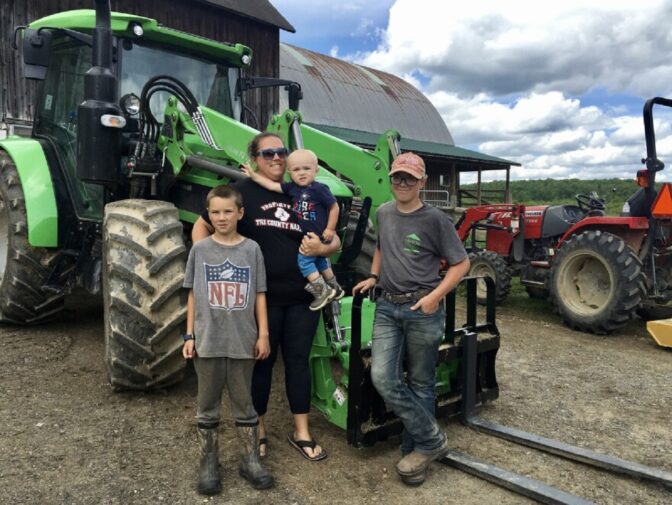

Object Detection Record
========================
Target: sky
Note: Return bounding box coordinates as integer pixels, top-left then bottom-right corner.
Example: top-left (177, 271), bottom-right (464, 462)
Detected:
top-left (270, 0), bottom-right (672, 182)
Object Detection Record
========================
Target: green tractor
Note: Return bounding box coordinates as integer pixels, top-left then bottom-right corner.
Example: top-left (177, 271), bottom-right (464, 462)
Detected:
top-left (2, 0), bottom-right (499, 444)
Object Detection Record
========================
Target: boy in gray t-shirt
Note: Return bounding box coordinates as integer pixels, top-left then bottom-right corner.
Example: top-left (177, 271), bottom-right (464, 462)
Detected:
top-left (182, 185), bottom-right (273, 495)
top-left (353, 152), bottom-right (470, 487)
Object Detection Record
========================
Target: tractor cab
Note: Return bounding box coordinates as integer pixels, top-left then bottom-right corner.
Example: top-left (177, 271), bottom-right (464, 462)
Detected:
top-left (21, 10), bottom-right (249, 222)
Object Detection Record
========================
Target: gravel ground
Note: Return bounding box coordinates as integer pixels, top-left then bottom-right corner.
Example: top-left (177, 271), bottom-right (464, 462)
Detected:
top-left (0, 294), bottom-right (670, 505)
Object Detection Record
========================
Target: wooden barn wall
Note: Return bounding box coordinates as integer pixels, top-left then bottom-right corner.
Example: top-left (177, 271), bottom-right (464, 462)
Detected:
top-left (1, 0), bottom-right (279, 130)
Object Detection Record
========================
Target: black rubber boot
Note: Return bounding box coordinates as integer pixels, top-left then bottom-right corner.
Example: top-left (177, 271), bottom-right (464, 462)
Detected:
top-left (197, 427), bottom-right (222, 495)
top-left (237, 425), bottom-right (275, 489)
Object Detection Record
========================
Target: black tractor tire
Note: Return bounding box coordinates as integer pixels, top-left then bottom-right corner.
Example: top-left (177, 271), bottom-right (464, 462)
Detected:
top-left (468, 251), bottom-right (512, 305)
top-left (103, 199), bottom-right (187, 390)
top-left (0, 151), bottom-right (67, 323)
top-left (549, 230), bottom-right (645, 334)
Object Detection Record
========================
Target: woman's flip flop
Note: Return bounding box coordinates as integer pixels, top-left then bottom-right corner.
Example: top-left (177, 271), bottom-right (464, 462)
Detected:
top-left (287, 432), bottom-right (328, 461)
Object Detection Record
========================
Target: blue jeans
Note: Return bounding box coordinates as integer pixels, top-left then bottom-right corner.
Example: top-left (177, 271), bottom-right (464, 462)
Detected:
top-left (297, 253), bottom-right (330, 278)
top-left (370, 298), bottom-right (447, 455)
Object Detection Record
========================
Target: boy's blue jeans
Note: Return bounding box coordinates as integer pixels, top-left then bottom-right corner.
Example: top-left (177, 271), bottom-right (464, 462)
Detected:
top-left (297, 253), bottom-right (330, 278)
top-left (370, 298), bottom-right (447, 455)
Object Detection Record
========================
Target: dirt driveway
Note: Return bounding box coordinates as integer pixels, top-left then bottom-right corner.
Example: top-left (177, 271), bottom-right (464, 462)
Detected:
top-left (1, 294), bottom-right (670, 505)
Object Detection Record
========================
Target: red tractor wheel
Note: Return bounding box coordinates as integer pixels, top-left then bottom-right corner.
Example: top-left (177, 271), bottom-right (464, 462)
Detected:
top-left (549, 230), bottom-right (645, 334)
top-left (468, 251), bottom-right (512, 305)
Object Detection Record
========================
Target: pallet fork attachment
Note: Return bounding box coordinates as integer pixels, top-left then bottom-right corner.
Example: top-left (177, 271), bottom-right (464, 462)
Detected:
top-left (345, 277), bottom-right (672, 503)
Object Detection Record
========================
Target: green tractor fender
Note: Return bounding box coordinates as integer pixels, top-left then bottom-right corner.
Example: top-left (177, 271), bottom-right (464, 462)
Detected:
top-left (0, 137), bottom-right (58, 247)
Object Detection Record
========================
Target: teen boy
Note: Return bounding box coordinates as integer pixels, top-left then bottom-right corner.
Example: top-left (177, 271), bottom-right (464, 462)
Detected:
top-left (353, 152), bottom-right (470, 486)
top-left (182, 185), bottom-right (273, 495)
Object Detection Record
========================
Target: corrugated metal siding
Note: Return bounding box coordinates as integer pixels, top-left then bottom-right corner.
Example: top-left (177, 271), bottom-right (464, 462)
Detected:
top-left (279, 43), bottom-right (454, 146)
top-left (1, 0), bottom-right (279, 128)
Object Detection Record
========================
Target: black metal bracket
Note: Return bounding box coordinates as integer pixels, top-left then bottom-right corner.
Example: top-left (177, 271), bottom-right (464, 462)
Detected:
top-left (236, 76), bottom-right (303, 111)
top-left (345, 277), bottom-right (500, 447)
top-left (338, 196), bottom-right (372, 268)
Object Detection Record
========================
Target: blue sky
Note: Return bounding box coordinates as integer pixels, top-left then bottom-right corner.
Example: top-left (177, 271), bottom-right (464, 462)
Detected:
top-left (271, 0), bottom-right (672, 181)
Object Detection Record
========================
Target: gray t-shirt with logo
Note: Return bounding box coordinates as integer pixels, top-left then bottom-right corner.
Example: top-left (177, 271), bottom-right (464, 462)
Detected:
top-left (183, 237), bottom-right (266, 358)
top-left (376, 202), bottom-right (467, 294)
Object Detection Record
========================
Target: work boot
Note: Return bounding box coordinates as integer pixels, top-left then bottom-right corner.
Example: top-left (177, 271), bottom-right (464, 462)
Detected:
top-left (325, 276), bottom-right (345, 300)
top-left (236, 425), bottom-right (275, 489)
top-left (197, 426), bottom-right (222, 495)
top-left (304, 278), bottom-right (336, 311)
top-left (395, 439), bottom-right (449, 486)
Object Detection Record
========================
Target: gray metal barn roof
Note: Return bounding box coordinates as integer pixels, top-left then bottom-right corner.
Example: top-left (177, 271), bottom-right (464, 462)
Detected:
top-left (279, 44), bottom-right (517, 167)
top-left (280, 44), bottom-right (454, 146)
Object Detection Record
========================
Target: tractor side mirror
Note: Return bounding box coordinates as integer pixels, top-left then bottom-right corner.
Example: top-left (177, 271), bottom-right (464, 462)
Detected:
top-left (21, 28), bottom-right (52, 80)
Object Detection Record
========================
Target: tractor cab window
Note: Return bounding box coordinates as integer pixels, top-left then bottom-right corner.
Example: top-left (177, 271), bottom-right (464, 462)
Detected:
top-left (34, 40), bottom-right (104, 220)
top-left (119, 41), bottom-right (240, 121)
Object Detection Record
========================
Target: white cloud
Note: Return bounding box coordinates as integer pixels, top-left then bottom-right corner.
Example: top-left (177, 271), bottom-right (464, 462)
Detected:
top-left (274, 0), bottom-right (672, 181)
top-left (350, 0), bottom-right (672, 180)
top-left (359, 0), bottom-right (672, 98)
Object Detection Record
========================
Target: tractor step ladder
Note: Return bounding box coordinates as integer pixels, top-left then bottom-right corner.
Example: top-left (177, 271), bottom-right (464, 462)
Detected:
top-left (437, 278), bottom-right (672, 504)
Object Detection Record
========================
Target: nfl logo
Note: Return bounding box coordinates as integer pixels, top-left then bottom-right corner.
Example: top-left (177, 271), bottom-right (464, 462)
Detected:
top-left (204, 260), bottom-right (250, 311)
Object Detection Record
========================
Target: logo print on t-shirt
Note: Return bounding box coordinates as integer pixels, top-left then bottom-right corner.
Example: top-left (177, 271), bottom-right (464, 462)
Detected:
top-left (205, 260), bottom-right (250, 311)
top-left (403, 233), bottom-right (421, 254)
top-left (275, 207), bottom-right (290, 221)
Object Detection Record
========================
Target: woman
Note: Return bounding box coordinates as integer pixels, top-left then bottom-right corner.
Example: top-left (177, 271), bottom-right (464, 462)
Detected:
top-left (192, 132), bottom-right (339, 461)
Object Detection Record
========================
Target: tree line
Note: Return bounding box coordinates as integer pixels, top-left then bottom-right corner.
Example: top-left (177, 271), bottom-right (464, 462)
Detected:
top-left (463, 178), bottom-right (647, 214)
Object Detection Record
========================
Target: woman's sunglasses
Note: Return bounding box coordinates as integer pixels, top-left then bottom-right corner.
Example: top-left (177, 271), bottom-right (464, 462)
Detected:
top-left (255, 148), bottom-right (289, 160)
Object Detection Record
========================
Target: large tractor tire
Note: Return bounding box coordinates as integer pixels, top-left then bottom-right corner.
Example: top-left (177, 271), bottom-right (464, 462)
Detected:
top-left (0, 151), bottom-right (67, 323)
top-left (468, 251), bottom-right (512, 305)
top-left (549, 230), bottom-right (645, 334)
top-left (342, 213), bottom-right (376, 280)
top-left (103, 199), bottom-right (187, 390)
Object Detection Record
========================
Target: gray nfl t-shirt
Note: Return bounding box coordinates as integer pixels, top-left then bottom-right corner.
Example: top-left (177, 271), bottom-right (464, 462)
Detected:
top-left (376, 202), bottom-right (467, 294)
top-left (183, 237), bottom-right (266, 358)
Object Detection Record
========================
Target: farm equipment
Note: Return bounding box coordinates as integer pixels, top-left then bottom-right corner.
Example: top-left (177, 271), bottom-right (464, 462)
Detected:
top-left (457, 105), bottom-right (672, 335)
top-left (2, 1), bottom-right (498, 420)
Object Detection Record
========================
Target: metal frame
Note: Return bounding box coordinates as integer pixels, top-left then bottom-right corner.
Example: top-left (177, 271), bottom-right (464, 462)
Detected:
top-left (345, 277), bottom-right (500, 447)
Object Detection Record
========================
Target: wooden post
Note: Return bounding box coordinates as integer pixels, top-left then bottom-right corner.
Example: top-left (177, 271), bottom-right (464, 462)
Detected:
top-left (477, 167), bottom-right (482, 205)
top-left (505, 166), bottom-right (511, 203)
top-left (450, 164), bottom-right (457, 207)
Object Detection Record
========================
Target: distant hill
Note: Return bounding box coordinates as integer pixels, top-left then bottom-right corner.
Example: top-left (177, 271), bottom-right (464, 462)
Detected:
top-left (462, 178), bottom-right (645, 214)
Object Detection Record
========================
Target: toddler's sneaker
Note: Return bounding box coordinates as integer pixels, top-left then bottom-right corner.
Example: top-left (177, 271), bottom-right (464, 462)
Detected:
top-left (326, 277), bottom-right (345, 300)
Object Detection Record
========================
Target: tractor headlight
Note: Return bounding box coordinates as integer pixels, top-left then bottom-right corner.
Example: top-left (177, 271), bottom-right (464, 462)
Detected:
top-left (241, 54), bottom-right (251, 65)
top-left (130, 22), bottom-right (144, 37)
top-left (120, 93), bottom-right (141, 116)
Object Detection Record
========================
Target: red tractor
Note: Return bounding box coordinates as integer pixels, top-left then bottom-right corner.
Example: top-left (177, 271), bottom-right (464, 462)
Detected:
top-left (456, 97), bottom-right (672, 334)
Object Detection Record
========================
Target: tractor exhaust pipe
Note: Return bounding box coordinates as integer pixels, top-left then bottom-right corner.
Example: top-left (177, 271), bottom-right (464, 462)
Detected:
top-left (76, 0), bottom-right (122, 190)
